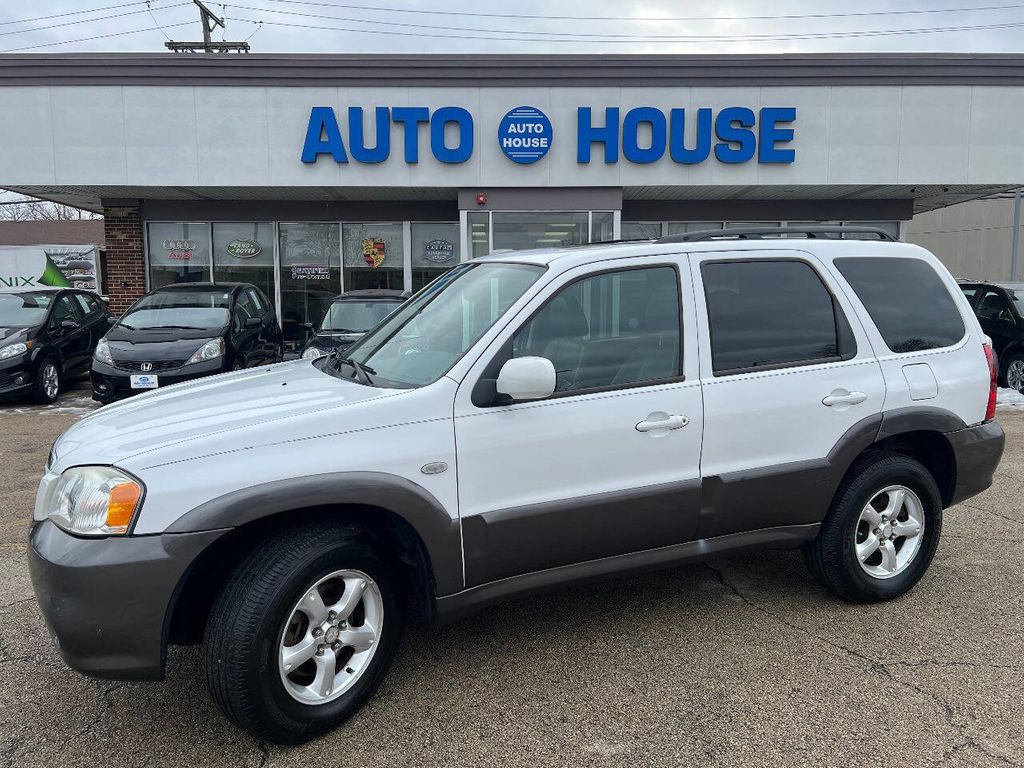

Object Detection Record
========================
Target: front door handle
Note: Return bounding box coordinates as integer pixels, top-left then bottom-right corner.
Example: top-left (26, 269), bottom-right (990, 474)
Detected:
top-left (636, 412), bottom-right (689, 433)
top-left (822, 389), bottom-right (868, 407)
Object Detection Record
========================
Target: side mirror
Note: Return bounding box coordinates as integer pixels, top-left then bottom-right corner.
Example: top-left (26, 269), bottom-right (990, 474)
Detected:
top-left (60, 319), bottom-right (79, 331)
top-left (244, 316), bottom-right (262, 329)
top-left (302, 321), bottom-right (315, 331)
top-left (495, 356), bottom-right (556, 401)
top-left (107, 316), bottom-right (118, 326)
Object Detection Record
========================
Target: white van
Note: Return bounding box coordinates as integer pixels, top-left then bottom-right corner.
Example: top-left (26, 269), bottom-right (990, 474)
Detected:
top-left (30, 227), bottom-right (1004, 743)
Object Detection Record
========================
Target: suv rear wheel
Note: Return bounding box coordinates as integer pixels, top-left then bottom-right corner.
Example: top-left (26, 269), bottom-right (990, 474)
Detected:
top-left (803, 452), bottom-right (943, 602)
top-left (202, 521), bottom-right (404, 744)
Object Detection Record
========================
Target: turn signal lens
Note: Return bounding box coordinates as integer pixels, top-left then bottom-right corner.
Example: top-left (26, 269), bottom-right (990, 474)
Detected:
top-left (106, 482), bottom-right (142, 532)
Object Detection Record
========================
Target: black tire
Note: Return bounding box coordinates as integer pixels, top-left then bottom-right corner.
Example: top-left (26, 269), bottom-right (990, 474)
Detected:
top-left (202, 521), bottom-right (404, 744)
top-left (31, 356), bottom-right (61, 404)
top-left (1001, 351), bottom-right (1024, 392)
top-left (803, 451), bottom-right (943, 603)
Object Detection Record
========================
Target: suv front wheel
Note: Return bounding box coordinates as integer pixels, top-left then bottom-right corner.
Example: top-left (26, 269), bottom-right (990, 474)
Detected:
top-left (804, 452), bottom-right (943, 602)
top-left (202, 521), bottom-right (404, 744)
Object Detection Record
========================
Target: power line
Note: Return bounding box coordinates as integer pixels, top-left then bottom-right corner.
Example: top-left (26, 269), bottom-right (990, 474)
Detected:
top-left (231, 2), bottom-right (1024, 40)
top-left (257, 0), bottom-right (1024, 23)
top-left (226, 13), bottom-right (1024, 44)
top-left (0, 4), bottom-right (190, 39)
top-left (0, 2), bottom-right (152, 27)
top-left (0, 21), bottom-right (193, 52)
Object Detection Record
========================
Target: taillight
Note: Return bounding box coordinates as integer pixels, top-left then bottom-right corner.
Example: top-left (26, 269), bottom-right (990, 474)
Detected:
top-left (984, 341), bottom-right (998, 421)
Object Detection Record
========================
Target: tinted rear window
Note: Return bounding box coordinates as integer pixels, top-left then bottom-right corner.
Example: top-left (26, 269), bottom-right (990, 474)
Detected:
top-left (702, 260), bottom-right (854, 374)
top-left (835, 257), bottom-right (965, 353)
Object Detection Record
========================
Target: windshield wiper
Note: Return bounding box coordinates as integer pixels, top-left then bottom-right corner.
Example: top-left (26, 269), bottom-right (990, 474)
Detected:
top-left (148, 325), bottom-right (207, 330)
top-left (327, 349), bottom-right (376, 385)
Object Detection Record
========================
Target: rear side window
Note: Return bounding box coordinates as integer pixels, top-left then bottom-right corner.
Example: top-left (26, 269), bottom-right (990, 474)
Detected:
top-left (835, 257), bottom-right (966, 353)
top-left (702, 260), bottom-right (855, 375)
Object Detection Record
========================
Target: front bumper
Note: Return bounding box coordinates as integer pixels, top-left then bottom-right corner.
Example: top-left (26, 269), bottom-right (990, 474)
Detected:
top-left (90, 358), bottom-right (225, 402)
top-left (28, 520), bottom-right (227, 680)
top-left (0, 353), bottom-right (35, 396)
top-left (948, 419), bottom-right (1006, 505)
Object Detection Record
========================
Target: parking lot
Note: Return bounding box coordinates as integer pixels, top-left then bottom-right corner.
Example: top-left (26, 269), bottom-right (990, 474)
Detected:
top-left (0, 389), bottom-right (1020, 768)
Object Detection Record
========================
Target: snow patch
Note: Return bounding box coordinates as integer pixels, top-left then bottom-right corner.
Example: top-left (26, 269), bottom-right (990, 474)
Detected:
top-left (997, 387), bottom-right (1024, 409)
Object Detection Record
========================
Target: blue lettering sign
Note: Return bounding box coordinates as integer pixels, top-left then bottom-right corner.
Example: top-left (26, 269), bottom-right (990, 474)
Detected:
top-left (391, 106), bottom-right (430, 163)
top-left (301, 106), bottom-right (348, 164)
top-left (498, 106), bottom-right (553, 164)
top-left (577, 107), bottom-right (619, 164)
top-left (758, 106), bottom-right (797, 163)
top-left (669, 108), bottom-right (713, 165)
top-left (430, 107), bottom-right (474, 164)
top-left (348, 106), bottom-right (390, 164)
top-left (714, 107), bottom-right (757, 164)
top-left (622, 107), bottom-right (667, 164)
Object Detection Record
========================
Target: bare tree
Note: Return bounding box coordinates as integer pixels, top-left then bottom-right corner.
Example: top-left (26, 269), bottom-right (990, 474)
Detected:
top-left (0, 191), bottom-right (100, 221)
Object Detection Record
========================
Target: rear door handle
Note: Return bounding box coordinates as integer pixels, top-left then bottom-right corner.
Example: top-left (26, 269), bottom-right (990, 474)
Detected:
top-left (636, 413), bottom-right (689, 433)
top-left (822, 389), bottom-right (868, 407)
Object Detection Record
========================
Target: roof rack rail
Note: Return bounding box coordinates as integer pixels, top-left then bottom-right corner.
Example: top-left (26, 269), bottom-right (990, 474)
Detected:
top-left (655, 225), bottom-right (898, 244)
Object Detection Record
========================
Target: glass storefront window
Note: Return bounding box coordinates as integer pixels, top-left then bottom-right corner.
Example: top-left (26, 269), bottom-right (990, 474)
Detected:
top-left (278, 223), bottom-right (340, 355)
top-left (469, 211), bottom-right (490, 259)
top-left (342, 223), bottom-right (404, 291)
top-left (411, 222), bottom-right (460, 292)
top-left (147, 222), bottom-right (210, 289)
top-left (492, 211), bottom-right (589, 251)
top-left (591, 211), bottom-right (615, 243)
top-left (621, 222), bottom-right (664, 240)
top-left (212, 222), bottom-right (275, 304)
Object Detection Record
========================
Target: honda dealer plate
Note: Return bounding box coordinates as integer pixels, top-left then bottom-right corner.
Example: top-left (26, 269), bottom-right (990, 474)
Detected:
top-left (130, 374), bottom-right (159, 390)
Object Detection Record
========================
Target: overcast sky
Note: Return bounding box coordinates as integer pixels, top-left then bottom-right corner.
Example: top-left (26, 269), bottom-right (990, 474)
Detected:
top-left (1, 0), bottom-right (1023, 55)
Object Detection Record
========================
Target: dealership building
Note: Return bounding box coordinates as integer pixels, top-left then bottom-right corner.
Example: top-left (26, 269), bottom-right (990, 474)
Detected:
top-left (2, 52), bottom-right (1024, 354)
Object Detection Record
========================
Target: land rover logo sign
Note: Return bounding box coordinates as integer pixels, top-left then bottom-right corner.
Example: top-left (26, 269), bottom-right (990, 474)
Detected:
top-left (498, 106), bottom-right (552, 164)
top-left (226, 239), bottom-right (262, 259)
top-left (423, 239), bottom-right (454, 264)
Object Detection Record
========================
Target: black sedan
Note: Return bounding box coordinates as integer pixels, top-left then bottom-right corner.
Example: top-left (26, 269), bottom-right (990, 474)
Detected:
top-left (91, 282), bottom-right (283, 403)
top-left (300, 289), bottom-right (409, 360)
top-left (960, 280), bottom-right (1024, 390)
top-left (0, 289), bottom-right (112, 403)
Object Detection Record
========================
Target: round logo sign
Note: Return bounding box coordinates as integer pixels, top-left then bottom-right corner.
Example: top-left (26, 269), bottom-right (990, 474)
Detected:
top-left (497, 106), bottom-right (552, 165)
top-left (226, 238), bottom-right (262, 259)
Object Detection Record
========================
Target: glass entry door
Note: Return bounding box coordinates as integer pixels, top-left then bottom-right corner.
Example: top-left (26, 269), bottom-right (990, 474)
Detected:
top-left (278, 223), bottom-right (341, 356)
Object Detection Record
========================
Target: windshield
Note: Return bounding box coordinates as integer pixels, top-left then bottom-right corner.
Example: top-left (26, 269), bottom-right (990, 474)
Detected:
top-left (322, 300), bottom-right (400, 333)
top-left (1006, 288), bottom-right (1024, 316)
top-left (341, 262), bottom-right (544, 387)
top-left (121, 290), bottom-right (231, 330)
top-left (0, 292), bottom-right (52, 326)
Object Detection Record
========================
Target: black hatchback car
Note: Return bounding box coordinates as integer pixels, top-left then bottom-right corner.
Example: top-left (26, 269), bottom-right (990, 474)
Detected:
top-left (300, 289), bottom-right (409, 360)
top-left (0, 289), bottom-right (113, 403)
top-left (91, 282), bottom-right (283, 403)
top-left (959, 280), bottom-right (1024, 390)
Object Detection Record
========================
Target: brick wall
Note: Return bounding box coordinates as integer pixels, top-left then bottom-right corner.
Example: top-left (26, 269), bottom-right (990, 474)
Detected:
top-left (102, 206), bottom-right (146, 315)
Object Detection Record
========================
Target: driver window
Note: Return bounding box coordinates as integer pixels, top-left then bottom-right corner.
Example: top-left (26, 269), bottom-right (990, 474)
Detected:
top-left (512, 266), bottom-right (681, 393)
top-left (233, 292), bottom-right (255, 332)
top-left (49, 295), bottom-right (82, 329)
top-left (977, 290), bottom-right (1012, 321)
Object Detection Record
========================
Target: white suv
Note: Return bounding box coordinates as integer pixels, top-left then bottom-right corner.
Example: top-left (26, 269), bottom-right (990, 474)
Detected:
top-left (30, 227), bottom-right (1004, 744)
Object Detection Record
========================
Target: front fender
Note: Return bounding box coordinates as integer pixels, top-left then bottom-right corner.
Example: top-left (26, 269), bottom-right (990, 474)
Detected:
top-left (165, 471), bottom-right (463, 595)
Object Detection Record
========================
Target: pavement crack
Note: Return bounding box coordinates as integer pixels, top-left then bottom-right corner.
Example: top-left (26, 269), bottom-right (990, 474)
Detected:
top-left (704, 562), bottom-right (1023, 768)
top-left (960, 502), bottom-right (1024, 527)
top-left (256, 740), bottom-right (272, 768)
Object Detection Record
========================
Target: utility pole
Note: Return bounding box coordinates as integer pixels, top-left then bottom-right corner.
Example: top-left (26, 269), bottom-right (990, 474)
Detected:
top-left (165, 0), bottom-right (250, 53)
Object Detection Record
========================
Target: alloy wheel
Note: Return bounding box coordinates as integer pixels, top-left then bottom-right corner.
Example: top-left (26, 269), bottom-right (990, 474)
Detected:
top-left (1008, 359), bottom-right (1024, 392)
top-left (278, 569), bottom-right (383, 705)
top-left (854, 485), bottom-right (925, 579)
top-left (42, 363), bottom-right (59, 400)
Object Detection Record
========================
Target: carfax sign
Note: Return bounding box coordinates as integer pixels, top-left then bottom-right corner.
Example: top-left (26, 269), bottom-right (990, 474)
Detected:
top-left (301, 105), bottom-right (796, 166)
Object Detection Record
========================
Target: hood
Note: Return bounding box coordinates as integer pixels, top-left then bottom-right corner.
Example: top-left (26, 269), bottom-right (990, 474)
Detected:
top-left (0, 327), bottom-right (30, 345)
top-left (107, 324), bottom-right (225, 344)
top-left (106, 335), bottom-right (216, 364)
top-left (51, 359), bottom-right (400, 469)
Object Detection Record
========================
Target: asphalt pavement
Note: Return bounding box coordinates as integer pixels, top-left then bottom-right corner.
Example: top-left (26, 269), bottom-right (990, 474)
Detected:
top-left (0, 385), bottom-right (1021, 767)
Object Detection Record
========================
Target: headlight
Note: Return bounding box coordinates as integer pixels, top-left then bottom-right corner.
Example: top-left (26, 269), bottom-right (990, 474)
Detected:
top-left (93, 337), bottom-right (113, 365)
top-left (187, 338), bottom-right (225, 365)
top-left (0, 341), bottom-right (29, 360)
top-left (302, 346), bottom-right (324, 359)
top-left (48, 466), bottom-right (144, 536)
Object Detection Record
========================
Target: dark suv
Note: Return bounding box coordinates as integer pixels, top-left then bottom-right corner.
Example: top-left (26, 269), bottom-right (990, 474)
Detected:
top-left (959, 281), bottom-right (1024, 390)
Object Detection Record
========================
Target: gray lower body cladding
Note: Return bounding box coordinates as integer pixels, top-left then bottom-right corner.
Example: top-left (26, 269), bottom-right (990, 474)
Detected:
top-left (28, 520), bottom-right (227, 681)
top-left (946, 419), bottom-right (1005, 504)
